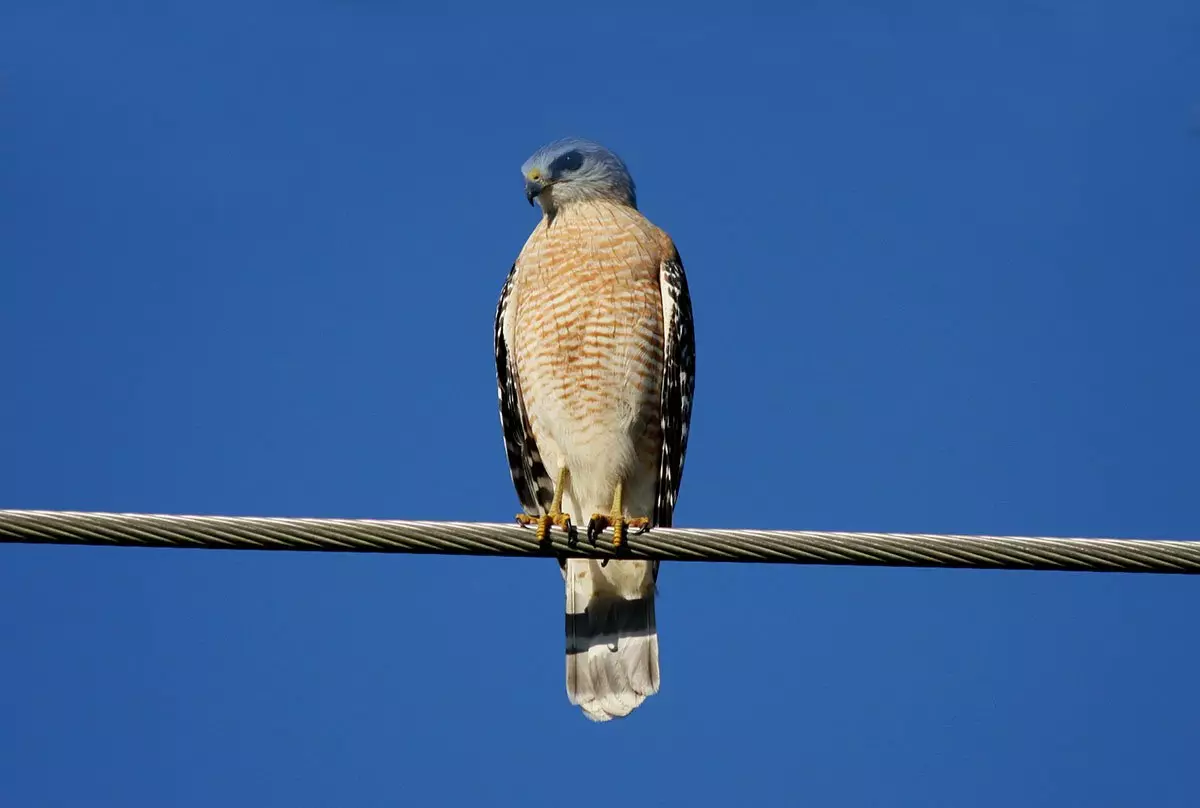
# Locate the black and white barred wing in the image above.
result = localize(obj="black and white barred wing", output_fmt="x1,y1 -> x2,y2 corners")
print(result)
494,264 -> 554,515
653,255 -> 696,528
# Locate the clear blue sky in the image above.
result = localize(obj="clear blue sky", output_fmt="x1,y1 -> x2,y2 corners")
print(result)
2,3 -> 1198,806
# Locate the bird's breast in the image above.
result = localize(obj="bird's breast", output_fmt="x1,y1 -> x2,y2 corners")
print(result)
512,205 -> 666,444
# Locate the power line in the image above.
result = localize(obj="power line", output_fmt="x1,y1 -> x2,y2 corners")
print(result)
0,509 -> 1196,574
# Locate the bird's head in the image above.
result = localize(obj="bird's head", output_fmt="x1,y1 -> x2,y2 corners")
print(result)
521,138 -> 637,217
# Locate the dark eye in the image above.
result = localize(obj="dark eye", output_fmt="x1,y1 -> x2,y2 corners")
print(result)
549,150 -> 585,175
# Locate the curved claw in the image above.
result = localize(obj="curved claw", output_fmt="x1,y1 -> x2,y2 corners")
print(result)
587,514 -> 651,548
586,514 -> 608,545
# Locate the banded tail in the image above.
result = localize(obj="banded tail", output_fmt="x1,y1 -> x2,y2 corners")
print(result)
563,557 -> 660,722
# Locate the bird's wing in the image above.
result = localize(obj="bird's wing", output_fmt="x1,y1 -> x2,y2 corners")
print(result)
653,253 -> 696,528
495,263 -> 554,514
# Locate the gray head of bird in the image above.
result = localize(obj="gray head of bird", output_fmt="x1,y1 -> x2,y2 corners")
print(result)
521,138 -> 638,217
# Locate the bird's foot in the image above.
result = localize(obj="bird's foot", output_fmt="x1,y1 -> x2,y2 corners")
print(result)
587,514 -> 651,548
516,511 -> 572,542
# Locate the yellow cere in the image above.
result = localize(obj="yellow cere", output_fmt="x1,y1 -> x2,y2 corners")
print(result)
527,169 -> 542,181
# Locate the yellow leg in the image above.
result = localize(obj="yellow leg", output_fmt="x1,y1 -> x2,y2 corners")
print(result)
610,479 -> 625,547
515,467 -> 572,541
587,480 -> 652,548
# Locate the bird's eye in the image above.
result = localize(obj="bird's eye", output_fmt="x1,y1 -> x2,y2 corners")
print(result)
549,150 -> 585,175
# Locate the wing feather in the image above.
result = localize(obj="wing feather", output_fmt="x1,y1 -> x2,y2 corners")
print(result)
654,254 -> 696,527
495,264 -> 554,514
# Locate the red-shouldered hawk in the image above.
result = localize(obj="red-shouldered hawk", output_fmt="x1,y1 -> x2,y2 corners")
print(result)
494,138 -> 696,721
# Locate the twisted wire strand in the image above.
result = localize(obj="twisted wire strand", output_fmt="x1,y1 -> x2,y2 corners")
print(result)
0,509 -> 1196,574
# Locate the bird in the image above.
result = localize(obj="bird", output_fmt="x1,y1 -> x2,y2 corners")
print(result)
494,138 -> 696,721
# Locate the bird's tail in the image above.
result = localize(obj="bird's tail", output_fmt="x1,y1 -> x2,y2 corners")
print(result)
564,558 -> 660,722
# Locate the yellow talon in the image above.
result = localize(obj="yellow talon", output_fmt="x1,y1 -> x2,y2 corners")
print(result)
516,512 -> 571,541
545,512 -> 573,541
610,516 -> 651,547
586,482 -> 651,548
515,467 -> 571,542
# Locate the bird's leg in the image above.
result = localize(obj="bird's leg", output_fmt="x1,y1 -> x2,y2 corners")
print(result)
515,467 -> 572,541
587,480 -> 652,548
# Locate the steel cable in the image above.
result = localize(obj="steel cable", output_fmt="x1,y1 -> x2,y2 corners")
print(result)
0,509 -> 1196,574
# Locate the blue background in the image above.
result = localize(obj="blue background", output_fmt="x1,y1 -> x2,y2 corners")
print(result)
2,3 -> 1198,806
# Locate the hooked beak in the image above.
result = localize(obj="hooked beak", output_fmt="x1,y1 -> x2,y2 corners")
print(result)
524,178 -> 544,206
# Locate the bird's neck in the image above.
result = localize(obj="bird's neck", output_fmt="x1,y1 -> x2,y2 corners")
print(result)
543,196 -> 636,227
